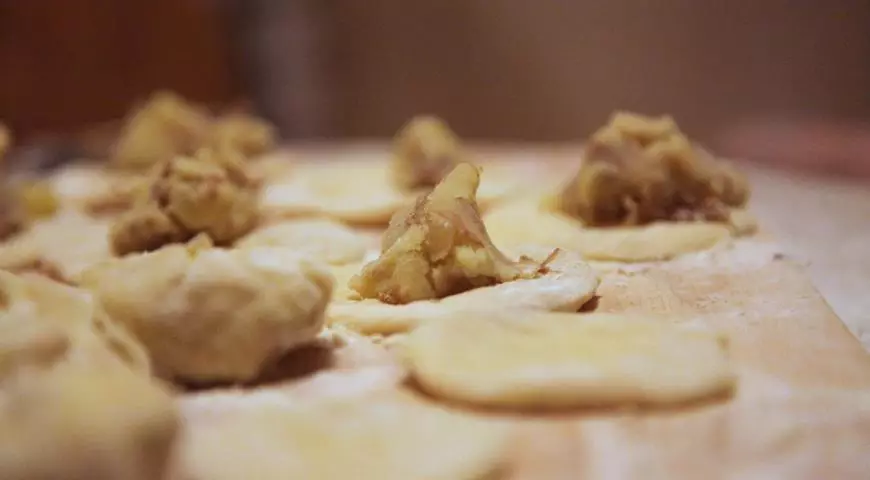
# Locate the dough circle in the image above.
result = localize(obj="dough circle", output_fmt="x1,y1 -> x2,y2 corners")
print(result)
573,223 -> 732,262
404,312 -> 736,408
327,247 -> 600,335
260,161 -> 409,225
173,391 -> 510,480
261,160 -> 520,225
484,204 -> 732,262
236,218 -> 369,265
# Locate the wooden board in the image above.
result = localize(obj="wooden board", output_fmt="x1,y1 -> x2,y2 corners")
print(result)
177,146 -> 870,479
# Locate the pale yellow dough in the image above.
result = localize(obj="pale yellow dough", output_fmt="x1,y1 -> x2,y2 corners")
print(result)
260,161 -> 408,224
236,218 -> 369,265
172,391 -> 510,480
327,247 -> 599,334
48,163 -> 143,214
78,245 -> 334,383
0,364 -> 178,480
0,270 -> 150,377
571,223 -> 732,262
484,203 -> 732,262
260,160 -> 519,225
404,312 -> 736,408
329,261 -> 371,302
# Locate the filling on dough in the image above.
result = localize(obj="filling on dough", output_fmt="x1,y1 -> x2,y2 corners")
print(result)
110,146 -> 260,255
209,113 -> 277,158
111,91 -> 277,170
351,163 -> 545,304
559,111 -> 750,227
0,270 -> 151,377
112,91 -> 212,170
391,115 -> 467,190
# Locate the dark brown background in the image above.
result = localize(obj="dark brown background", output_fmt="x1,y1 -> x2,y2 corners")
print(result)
2,0 -> 869,151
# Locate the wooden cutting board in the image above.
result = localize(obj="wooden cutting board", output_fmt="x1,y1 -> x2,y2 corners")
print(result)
180,146 -> 870,479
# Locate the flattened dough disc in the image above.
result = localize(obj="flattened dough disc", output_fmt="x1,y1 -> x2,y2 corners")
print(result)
261,161 -> 407,224
327,248 -> 599,334
261,160 -> 522,225
404,312 -> 736,408
236,218 -> 369,265
173,391 -> 510,480
573,223 -> 732,262
49,164 -> 142,214
484,204 -> 732,262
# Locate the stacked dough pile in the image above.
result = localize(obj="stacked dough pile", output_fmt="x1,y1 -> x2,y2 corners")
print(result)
1,101 -> 857,479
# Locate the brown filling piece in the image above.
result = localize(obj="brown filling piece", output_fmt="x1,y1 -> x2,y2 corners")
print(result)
110,146 -> 260,255
391,116 -> 467,190
111,92 -> 211,170
351,163 -> 541,304
209,113 -> 277,158
559,112 -> 750,226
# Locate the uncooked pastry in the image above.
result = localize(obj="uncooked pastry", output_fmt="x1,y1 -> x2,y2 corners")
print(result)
0,270 -> 150,377
236,218 -> 368,265
49,164 -> 144,215
77,244 -> 334,383
171,390 -> 510,480
485,203 -> 732,262
328,247 -> 599,334
260,159 -> 521,226
404,311 -> 736,408
0,363 -> 178,480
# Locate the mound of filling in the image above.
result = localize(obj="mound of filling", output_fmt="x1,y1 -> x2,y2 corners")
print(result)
110,146 -> 260,255
391,116 -> 467,190
209,113 -> 277,158
559,112 -> 750,227
111,91 -> 277,170
111,92 -> 211,170
351,163 -> 539,304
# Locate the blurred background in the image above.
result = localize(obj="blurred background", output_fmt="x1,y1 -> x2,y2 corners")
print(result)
2,0 -> 870,175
